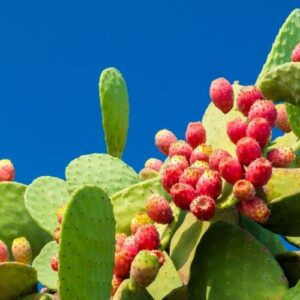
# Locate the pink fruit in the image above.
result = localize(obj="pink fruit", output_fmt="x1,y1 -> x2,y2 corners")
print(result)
169,140 -> 193,160
275,104 -> 291,133
237,196 -> 270,224
237,86 -> 264,116
170,182 -> 197,210
155,129 -> 177,155
209,149 -> 231,171
151,250 -> 165,266
291,43 -> 300,62
233,180 -> 256,201
185,122 -> 206,148
0,159 -> 15,181
146,194 -> 173,224
246,117 -> 271,148
196,170 -> 222,199
248,100 -> 277,128
115,233 -> 127,252
111,275 -> 123,296
209,78 -> 234,113
122,236 -> 140,258
245,157 -> 272,187
227,118 -> 248,144
11,237 -> 32,265
190,195 -> 216,221
168,155 -> 189,171
0,240 -> 9,262
267,147 -> 296,167
131,213 -> 152,235
114,250 -> 133,278
190,160 -> 210,175
190,144 -> 213,164
51,255 -> 59,272
134,224 -> 160,251
219,157 -> 244,184
236,137 -> 262,166
179,167 -> 204,188
145,158 -> 163,172
161,165 -> 183,192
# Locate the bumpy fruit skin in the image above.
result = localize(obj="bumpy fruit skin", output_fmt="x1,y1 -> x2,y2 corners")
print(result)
11,237 -> 32,265
236,86 -> 264,116
209,149 -> 231,171
190,160 -> 209,172
0,159 -> 15,181
185,122 -> 206,148
233,180 -> 256,201
122,236 -> 140,258
151,250 -> 165,266
209,77 -> 234,113
179,166 -> 204,188
139,168 -> 158,180
237,197 -> 270,224
0,240 -> 9,262
190,195 -> 216,221
146,194 -> 173,224
114,250 -> 133,278
116,233 -> 127,252
155,129 -> 177,155
227,118 -> 248,144
131,213 -> 152,235
130,250 -> 160,288
51,255 -> 59,272
196,170 -> 222,199
134,224 -> 160,251
275,104 -> 291,133
145,158 -> 163,172
170,182 -> 197,210
248,100 -> 277,127
267,147 -> 296,167
161,165 -> 183,192
245,157 -> 272,187
53,226 -> 61,243
190,144 -> 213,164
168,155 -> 189,171
246,117 -> 271,148
111,275 -> 123,296
219,157 -> 244,184
56,204 -> 67,224
236,137 -> 262,166
169,140 -> 193,160
291,43 -> 300,62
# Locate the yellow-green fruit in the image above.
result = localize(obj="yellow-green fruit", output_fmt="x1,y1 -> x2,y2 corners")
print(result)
12,237 -> 32,265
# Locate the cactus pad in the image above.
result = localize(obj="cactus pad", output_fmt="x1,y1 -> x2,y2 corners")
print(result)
25,177 -> 69,235
285,236 -> 300,248
283,280 -> 300,300
58,185 -> 115,300
162,286 -> 188,300
99,67 -> 129,158
267,131 -> 298,150
286,103 -> 300,138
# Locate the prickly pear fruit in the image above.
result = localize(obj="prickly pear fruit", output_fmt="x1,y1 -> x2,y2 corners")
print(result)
11,237 -> 32,264
219,157 -> 244,184
161,165 -> 183,192
155,129 -> 177,155
170,182 -> 197,210
236,137 -> 262,166
122,236 -> 140,258
169,140 -> 193,160
168,155 -> 189,171
0,159 -> 15,181
227,118 -> 248,144
196,170 -> 222,199
51,255 -> 59,272
131,212 -> 152,235
209,149 -> 231,172
146,194 -> 173,224
179,166 -> 204,188
190,195 -> 216,221
145,158 -> 163,172
291,43 -> 300,62
114,250 -> 133,278
190,160 -> 209,172
275,104 -> 291,133
53,226 -> 61,243
112,275 -> 123,296
233,180 -> 256,202
209,77 -> 234,113
56,204 -> 66,224
151,250 -> 165,266
267,147 -> 296,167
190,144 -> 213,164
248,100 -> 277,128
134,224 -> 160,250
246,117 -> 271,148
116,233 -> 127,252
245,157 -> 272,187
185,122 -> 206,148
139,168 -> 158,180
0,240 -> 9,262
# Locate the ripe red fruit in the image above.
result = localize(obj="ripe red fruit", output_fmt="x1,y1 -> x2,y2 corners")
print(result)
161,165 -> 183,192
51,255 -> 59,272
115,233 -> 127,252
146,194 -> 173,224
267,147 -> 296,167
185,122 -> 206,148
196,170 -> 222,199
145,158 -> 163,172
155,129 -> 177,155
168,155 -> 189,171
134,224 -> 160,251
291,43 -> 300,62
190,195 -> 216,221
209,78 -> 234,113
245,157 -> 272,187
236,137 -> 262,166
190,160 -> 209,173
248,100 -> 277,128
237,196 -> 270,224
0,159 -> 15,182
275,104 -> 291,133
0,240 -> 9,262
111,275 -> 123,296
114,250 -> 133,278
233,180 -> 256,202
130,213 -> 152,235
122,236 -> 140,258
227,118 -> 248,144
246,117 -> 271,148
151,250 -> 165,266
190,144 -> 213,164
179,166 -> 204,188
219,157 -> 244,184
170,182 -> 197,210
236,86 -> 264,116
209,149 -> 231,172
169,140 -> 193,160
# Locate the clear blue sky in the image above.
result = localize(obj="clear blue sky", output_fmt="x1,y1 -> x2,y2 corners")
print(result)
0,1 -> 299,249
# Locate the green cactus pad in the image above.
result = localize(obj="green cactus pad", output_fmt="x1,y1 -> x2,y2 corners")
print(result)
0,262 -> 37,300
285,236 -> 300,248
188,221 -> 288,299
66,153 -> 140,195
0,182 -> 51,258
267,132 -> 298,150
111,177 -> 169,234
162,286 -> 188,300
20,294 -> 53,300
58,185 -> 115,300
32,241 -> 59,290
147,252 -> 183,300
286,103 -> 300,138
283,280 -> 300,300
25,177 -> 69,235
99,67 -> 129,158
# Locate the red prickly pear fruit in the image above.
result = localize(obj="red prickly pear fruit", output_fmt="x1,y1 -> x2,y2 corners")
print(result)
139,168 -> 158,180
169,140 -> 193,161
233,179 -> 256,201
155,129 -> 177,155
245,157 -> 272,187
11,237 -> 32,265
191,160 -> 209,171
227,118 -> 248,144
111,274 -> 123,296
151,250 -> 165,266
0,159 -> 15,181
56,204 -> 67,224
53,226 -> 61,244
170,182 -> 197,210
291,43 -> 300,62
145,158 -> 163,172
114,250 -> 133,278
209,78 -> 234,113
267,147 -> 296,167
237,86 -> 264,116
134,224 -> 160,251
0,240 -> 9,262
209,149 -> 231,172
196,170 -> 222,199
179,167 -> 204,188
237,196 -> 270,224
236,137 -> 262,166
248,100 -> 277,128
161,165 -> 183,192
219,157 -> 244,184
275,104 -> 291,133
190,144 -> 213,164
168,155 -> 189,171
185,122 -> 206,148
146,194 -> 173,224
51,255 -> 59,272
122,236 -> 140,258
131,213 -> 152,235
115,233 -> 127,252
246,117 -> 271,148
190,195 -> 216,221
